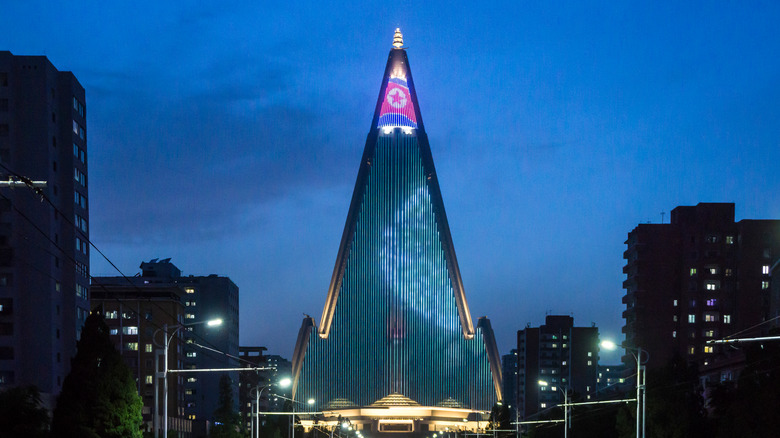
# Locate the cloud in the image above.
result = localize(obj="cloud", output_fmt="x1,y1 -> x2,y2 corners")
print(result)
86,53 -> 365,245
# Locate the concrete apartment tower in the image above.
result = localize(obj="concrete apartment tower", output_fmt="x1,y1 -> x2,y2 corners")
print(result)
0,51 -> 90,409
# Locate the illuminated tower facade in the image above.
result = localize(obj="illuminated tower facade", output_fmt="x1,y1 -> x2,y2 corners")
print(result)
292,31 -> 502,432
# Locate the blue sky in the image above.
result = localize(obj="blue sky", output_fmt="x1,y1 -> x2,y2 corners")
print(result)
3,1 -> 780,364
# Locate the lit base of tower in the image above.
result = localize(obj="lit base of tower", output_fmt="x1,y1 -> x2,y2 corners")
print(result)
299,398 -> 493,438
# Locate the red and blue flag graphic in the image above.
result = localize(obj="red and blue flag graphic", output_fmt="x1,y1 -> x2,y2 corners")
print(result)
377,78 -> 418,129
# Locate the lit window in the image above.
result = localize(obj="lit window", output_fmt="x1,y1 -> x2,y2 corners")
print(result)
704,346 -> 714,354
125,342 -> 138,351
587,360 -> 593,366
673,315 -> 678,322
704,330 -> 715,337
540,403 -> 547,408
706,283 -> 717,291
587,351 -> 592,357
726,236 -> 734,244
106,311 -> 118,319
673,299 -> 678,307
185,288 -> 195,294
187,377 -> 197,383
551,343 -> 557,348
688,314 -> 695,323
704,313 -> 718,322
763,265 -> 770,275
186,352 -> 197,358
146,375 -> 153,384
145,344 -> 153,353
723,315 -> 731,323
110,328 -> 118,335
725,268 -> 733,277
690,268 -> 697,276
709,267 -> 718,275
706,299 -> 717,306
688,346 -> 695,355
185,389 -> 194,395
762,281 -> 770,290
561,361 -> 567,366
185,313 -> 195,319
123,326 -> 138,335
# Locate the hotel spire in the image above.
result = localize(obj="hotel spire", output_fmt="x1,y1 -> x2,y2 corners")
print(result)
392,27 -> 404,48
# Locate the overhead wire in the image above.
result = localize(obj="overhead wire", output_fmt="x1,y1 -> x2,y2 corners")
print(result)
0,161 -> 260,368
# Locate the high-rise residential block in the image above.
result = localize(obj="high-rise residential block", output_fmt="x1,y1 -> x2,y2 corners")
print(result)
516,315 -> 600,420
0,51 -> 89,408
622,203 -> 780,372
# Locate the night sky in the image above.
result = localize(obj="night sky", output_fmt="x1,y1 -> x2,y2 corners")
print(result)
3,2 -> 780,364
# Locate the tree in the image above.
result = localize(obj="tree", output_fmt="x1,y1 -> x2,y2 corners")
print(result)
0,385 -> 50,438
708,340 -> 780,437
211,375 -> 241,438
488,403 -> 512,438
617,355 -> 706,438
51,311 -> 143,438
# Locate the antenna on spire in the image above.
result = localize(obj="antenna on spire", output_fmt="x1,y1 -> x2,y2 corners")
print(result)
393,28 -> 404,48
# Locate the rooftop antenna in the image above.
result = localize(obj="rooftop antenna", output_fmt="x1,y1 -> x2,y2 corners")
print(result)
661,211 -> 666,223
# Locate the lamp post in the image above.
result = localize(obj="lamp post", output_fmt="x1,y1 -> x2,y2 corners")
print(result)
538,380 -> 567,438
600,340 -> 646,438
271,392 -> 314,438
155,318 -> 223,438
251,377 -> 292,438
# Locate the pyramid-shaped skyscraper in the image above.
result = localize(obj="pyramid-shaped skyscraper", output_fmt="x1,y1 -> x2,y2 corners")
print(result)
292,30 -> 502,419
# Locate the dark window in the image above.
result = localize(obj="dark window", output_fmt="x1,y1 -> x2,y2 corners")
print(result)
0,322 -> 11,335
0,347 -> 13,360
0,124 -> 8,136
0,298 -> 11,315
0,72 -> 7,86
0,99 -> 7,111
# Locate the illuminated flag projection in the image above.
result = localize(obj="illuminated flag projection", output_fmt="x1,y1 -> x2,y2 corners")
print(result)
292,31 -> 502,413
377,77 -> 418,129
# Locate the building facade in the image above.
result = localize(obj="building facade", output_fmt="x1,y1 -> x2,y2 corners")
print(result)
292,30 -> 502,436
501,350 -> 518,415
516,316 -> 600,420
0,51 -> 90,408
93,258 -> 239,436
622,203 -> 780,372
238,346 -> 267,431
91,280 -> 190,436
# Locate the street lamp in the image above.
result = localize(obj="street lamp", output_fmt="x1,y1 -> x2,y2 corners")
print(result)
272,392 -> 315,438
600,340 -> 647,438
155,318 -> 223,438
251,377 -> 292,438
538,380 -> 568,438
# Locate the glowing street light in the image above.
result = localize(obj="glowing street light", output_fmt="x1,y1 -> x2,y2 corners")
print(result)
252,377 -> 292,438
601,340 -> 647,438
538,380 -> 568,438
156,318 -> 223,438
